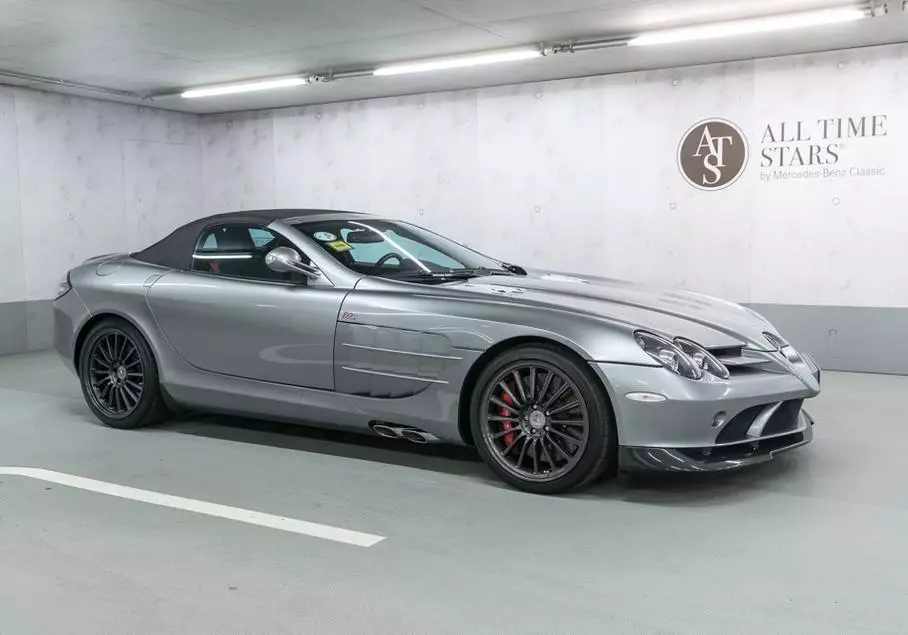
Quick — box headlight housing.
[764,331,802,364]
[674,338,730,380]
[634,331,703,380]
[55,273,72,300]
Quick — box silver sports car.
[54,209,821,493]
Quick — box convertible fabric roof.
[132,209,363,270]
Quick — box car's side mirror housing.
[265,246,321,280]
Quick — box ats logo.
[677,119,749,191]
[678,115,889,189]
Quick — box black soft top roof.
[132,209,365,270]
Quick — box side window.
[191,224,308,283]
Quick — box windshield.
[293,219,505,282]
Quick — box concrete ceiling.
[1,0,907,113]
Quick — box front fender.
[340,279,657,366]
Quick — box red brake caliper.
[499,388,516,446]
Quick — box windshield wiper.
[388,267,511,282]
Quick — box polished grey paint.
[146,271,346,390]
[17,297,904,374]
[54,212,821,466]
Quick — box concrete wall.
[3,43,907,373]
[0,86,202,355]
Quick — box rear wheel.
[470,344,616,494]
[78,318,169,429]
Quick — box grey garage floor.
[0,351,906,635]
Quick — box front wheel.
[78,318,169,429]
[470,344,616,494]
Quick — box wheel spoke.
[501,432,525,456]
[549,427,581,445]
[105,337,116,364]
[541,382,570,411]
[490,396,519,415]
[497,381,522,408]
[541,439,557,467]
[491,427,519,440]
[546,435,571,459]
[511,371,527,405]
[536,371,553,404]
[96,342,112,364]
[531,439,539,474]
[516,436,529,467]
[121,382,139,407]
[547,400,580,417]
[528,367,536,402]
[488,415,518,423]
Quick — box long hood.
[452,271,773,350]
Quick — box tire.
[78,318,169,429]
[470,344,616,494]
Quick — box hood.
[452,270,773,350]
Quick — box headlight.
[674,338,730,379]
[764,331,803,364]
[634,331,702,380]
[55,273,72,300]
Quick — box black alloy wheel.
[79,318,168,429]
[87,331,145,417]
[471,344,615,494]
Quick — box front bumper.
[619,410,814,472]
[591,351,820,472]
[53,289,91,374]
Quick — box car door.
[145,223,345,390]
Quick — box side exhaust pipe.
[371,424,401,439]
[370,423,439,444]
[400,429,431,444]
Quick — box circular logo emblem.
[678,119,748,190]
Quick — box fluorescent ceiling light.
[628,7,867,46]
[181,76,307,99]
[373,49,541,76]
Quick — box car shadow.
[160,413,813,504]
[161,413,488,477]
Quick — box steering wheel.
[375,252,405,268]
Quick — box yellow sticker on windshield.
[327,240,352,252]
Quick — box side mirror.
[265,246,321,280]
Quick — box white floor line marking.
[0,467,385,548]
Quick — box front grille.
[716,399,803,444]
[715,405,763,443]
[762,399,804,436]
[708,345,743,358]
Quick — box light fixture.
[628,6,868,46]
[166,5,875,100]
[181,76,308,99]
[373,48,541,76]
